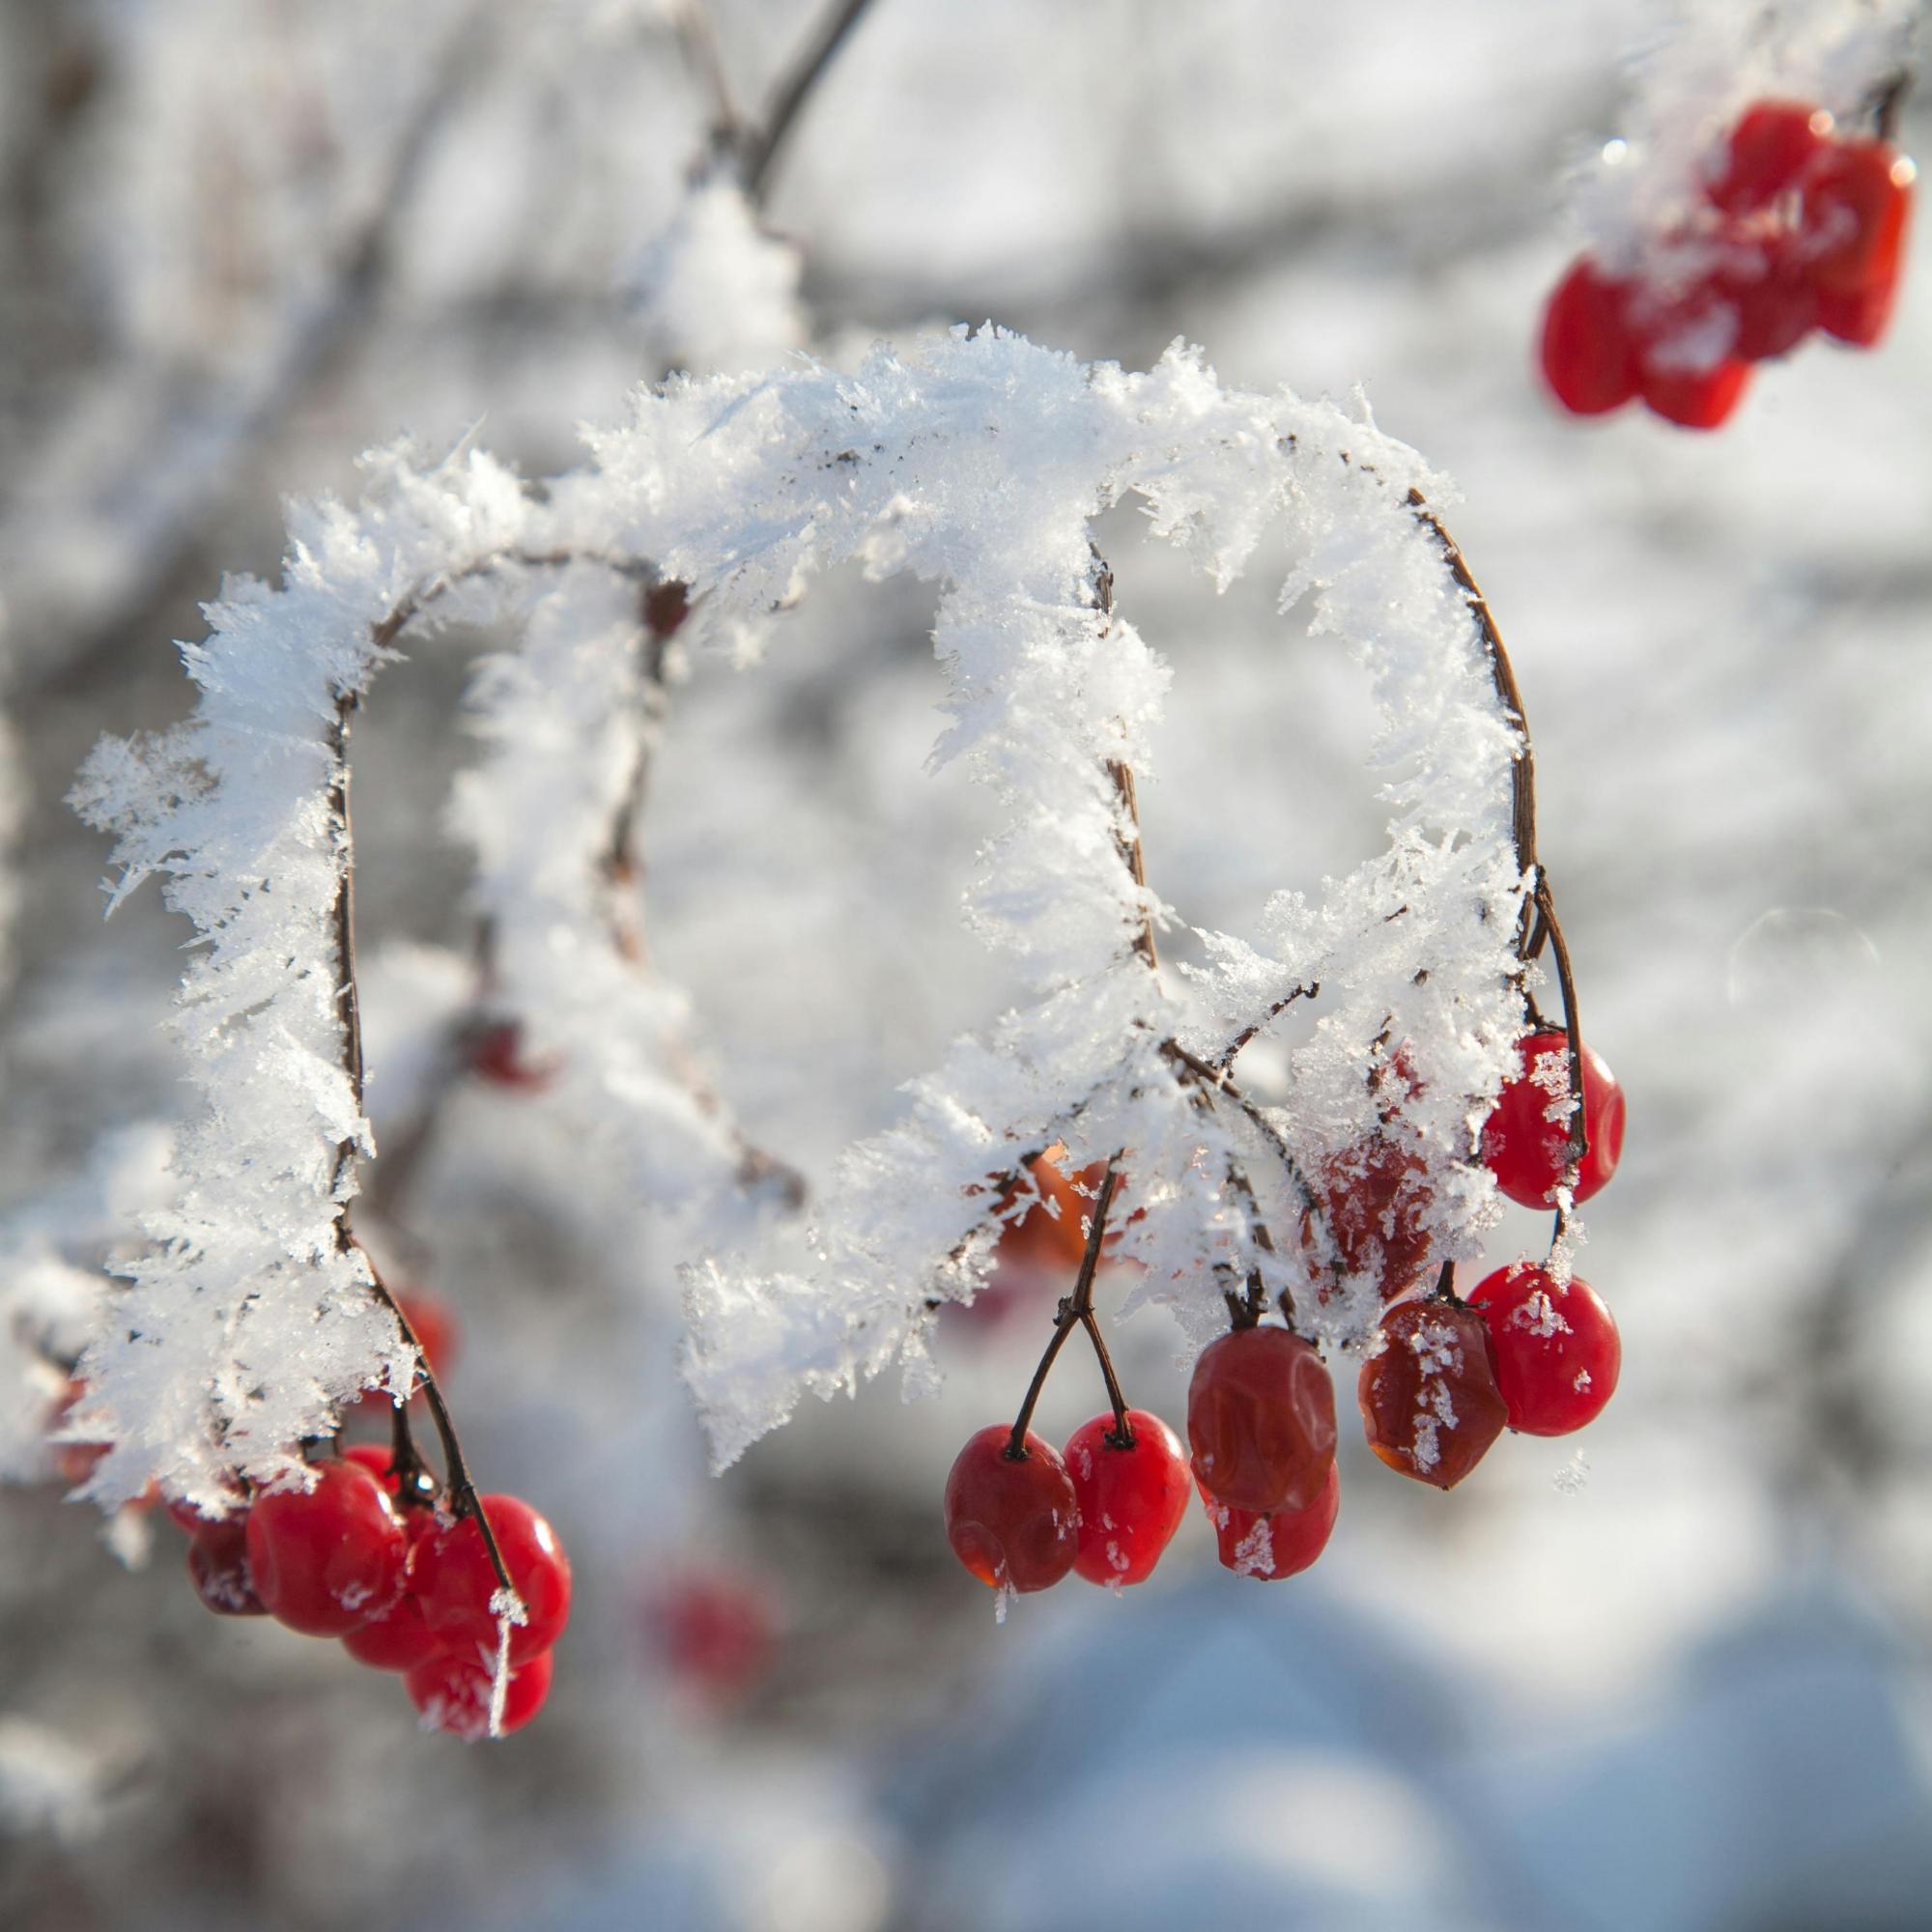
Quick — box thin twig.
[741,0,879,204]
[1211,982,1320,1073]
[1405,488,1539,952]
[668,0,747,155]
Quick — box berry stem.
[1008,1157,1125,1455]
[1533,878,1590,1173]
[1873,71,1911,144]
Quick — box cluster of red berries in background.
[1541,99,1915,428]
[942,1029,1628,1598]
[171,1453,570,1740]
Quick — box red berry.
[1802,141,1915,299]
[186,1519,268,1617]
[344,1590,444,1672]
[1719,236,1819,360]
[245,1461,408,1635]
[469,1019,557,1091]
[46,1378,111,1488]
[1358,1297,1507,1489]
[646,1569,777,1702]
[988,1148,1091,1278]
[1468,1264,1621,1436]
[412,1494,571,1667]
[343,1443,403,1492]
[407,1647,553,1741]
[1707,99,1832,213]
[1482,1031,1626,1209]
[1639,354,1750,428]
[1198,1461,1340,1580]
[1186,1325,1337,1515]
[1539,259,1639,415]
[1064,1409,1191,1588]
[1818,274,1902,347]
[942,1426,1080,1594]
[1312,1137,1435,1302]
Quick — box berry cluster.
[1542,99,1916,427]
[941,1029,1629,1599]
[47,1290,568,1741]
[170,1451,570,1740]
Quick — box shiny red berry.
[1358,1297,1507,1490]
[1468,1264,1621,1436]
[342,1590,442,1672]
[1482,1031,1625,1208]
[186,1519,268,1617]
[1707,99,1832,213]
[1540,259,1639,415]
[1064,1409,1191,1588]
[1198,1460,1340,1580]
[943,1426,1080,1594]
[1313,1137,1435,1302]
[1186,1325,1337,1515]
[1802,141,1915,299]
[341,1443,442,1510]
[407,1646,553,1740]
[245,1461,409,1636]
[412,1493,572,1667]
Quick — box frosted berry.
[186,1519,268,1617]
[1314,1137,1434,1302]
[412,1493,571,1667]
[407,1647,553,1741]
[1358,1297,1507,1490]
[1482,1031,1625,1208]
[245,1460,409,1635]
[46,1378,111,1489]
[1540,259,1639,415]
[989,1148,1091,1277]
[1707,99,1832,213]
[1199,1461,1340,1581]
[1064,1409,1191,1588]
[1186,1325,1336,1515]
[943,1426,1080,1594]
[1468,1264,1621,1436]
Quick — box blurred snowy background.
[4,1,1932,1927]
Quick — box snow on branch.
[65,326,1544,1498]
[550,328,1538,1466]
